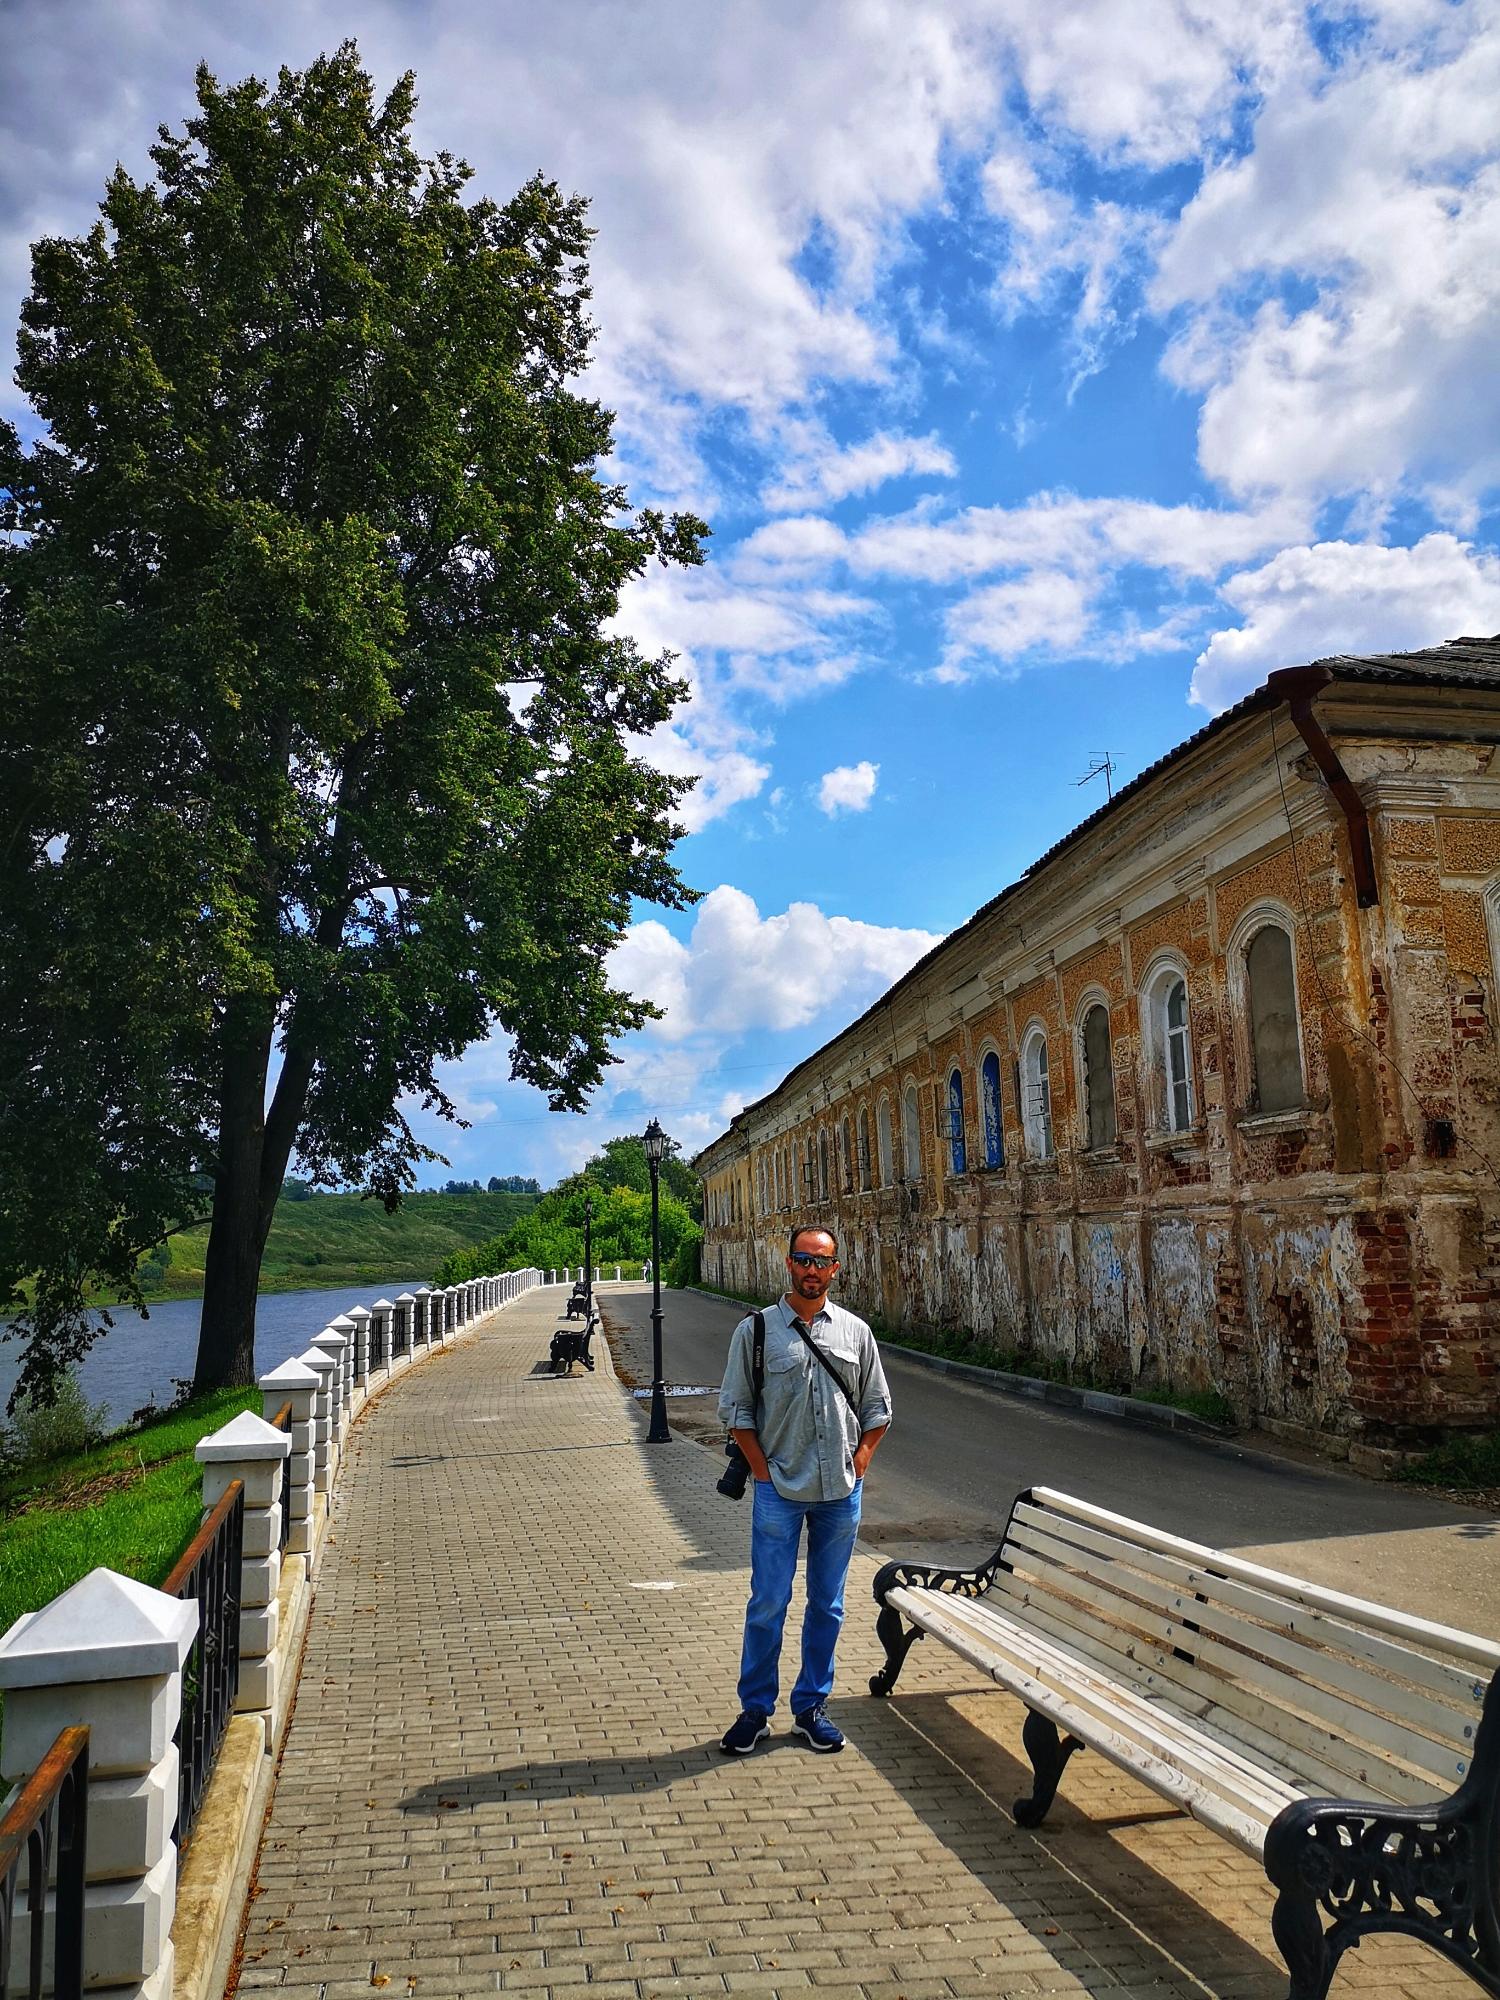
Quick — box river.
[0,1281,430,1432]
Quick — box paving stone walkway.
[235,1288,1473,1999]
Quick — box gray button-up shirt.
[717,1296,892,1504]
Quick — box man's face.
[785,1231,839,1305]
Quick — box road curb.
[680,1284,1236,1443]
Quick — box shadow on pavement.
[859,1690,1287,1998]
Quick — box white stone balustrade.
[411,1286,432,1354]
[344,1304,372,1391]
[299,1345,336,1496]
[0,1569,197,1999]
[310,1326,350,1465]
[392,1292,416,1364]
[259,1358,319,1560]
[323,1315,356,1422]
[195,1413,291,1745]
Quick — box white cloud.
[1155,13,1500,520]
[937,572,1093,682]
[763,428,957,512]
[609,884,940,1043]
[817,760,879,815]
[1191,533,1500,711]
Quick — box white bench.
[869,1485,1500,2000]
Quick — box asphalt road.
[597,1282,1500,1631]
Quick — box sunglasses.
[789,1251,837,1270]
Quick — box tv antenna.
[1076,751,1119,801]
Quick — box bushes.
[665,1235,700,1289]
[1,1372,111,1466]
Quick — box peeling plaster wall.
[697,699,1500,1445]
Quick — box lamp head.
[642,1117,667,1165]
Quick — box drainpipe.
[1265,663,1380,909]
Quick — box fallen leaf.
[636,1889,655,1900]
[611,1906,625,1916]
[371,1977,390,1989]
[603,1878,615,1887]
[1044,1924,1060,1937]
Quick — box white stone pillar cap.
[344,1305,372,1322]
[195,1410,291,1464]
[393,1292,417,1305]
[0,1570,197,1689]
[310,1329,347,1352]
[412,1284,433,1295]
[299,1346,336,1375]
[259,1357,320,1393]
[325,1314,357,1332]
[370,1298,395,1312]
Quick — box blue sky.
[7,0,1500,1184]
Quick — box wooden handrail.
[163,1477,243,1597]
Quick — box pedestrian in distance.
[716,1223,892,1755]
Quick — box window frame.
[875,1093,895,1187]
[901,1079,922,1182]
[978,1044,1005,1170]
[947,1066,968,1176]
[1020,1022,1054,1161]
[1228,903,1307,1116]
[1075,991,1118,1152]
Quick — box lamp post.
[583,1193,594,1316]
[642,1118,672,1443]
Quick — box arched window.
[948,1069,967,1175]
[1246,924,1303,1112]
[1081,1003,1117,1149]
[841,1118,854,1193]
[818,1128,830,1200]
[980,1050,1004,1169]
[876,1097,894,1186]
[1022,1029,1054,1160]
[857,1107,872,1190]
[902,1082,921,1181]
[774,1150,783,1210]
[758,1156,767,1214]
[1164,977,1192,1130]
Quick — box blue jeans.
[737,1478,862,1719]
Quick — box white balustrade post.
[615,1265,621,1281]
[260,1359,319,1561]
[410,1287,432,1356]
[344,1305,372,1395]
[195,1413,290,1745]
[324,1315,356,1423]
[299,1346,336,1498]
[392,1293,415,1368]
[0,1570,197,1998]
[310,1329,349,1475]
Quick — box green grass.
[0,1387,260,1641]
[1395,1430,1500,1491]
[125,1187,537,1303]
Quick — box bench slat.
[1006,1511,1476,1760]
[1009,1501,1485,1716]
[1031,1486,1500,1672]
[893,1589,1279,1857]
[1002,1536,1469,1791]
[988,1566,1445,1806]
[906,1588,1303,1824]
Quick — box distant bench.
[870,1485,1500,1999]
[549,1316,596,1375]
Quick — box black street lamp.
[642,1117,672,1443]
[583,1193,593,1316]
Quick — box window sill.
[1081,1146,1122,1166]
[1144,1126,1206,1155]
[1020,1156,1059,1175]
[1235,1106,1314,1136]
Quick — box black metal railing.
[370,1309,387,1372]
[0,1726,89,1999]
[269,1401,293,1554]
[165,1479,244,1848]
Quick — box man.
[717,1223,891,1755]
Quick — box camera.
[716,1437,751,1499]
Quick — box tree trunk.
[194,1003,277,1392]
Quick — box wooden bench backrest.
[994,1487,1500,1808]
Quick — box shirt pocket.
[765,1345,805,1377]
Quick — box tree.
[577,1132,702,1218]
[0,45,705,1403]
[433,1178,698,1286]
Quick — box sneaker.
[792,1705,844,1753]
[719,1711,770,1756]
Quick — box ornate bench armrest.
[872,1544,1008,1607]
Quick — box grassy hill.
[138,1188,538,1302]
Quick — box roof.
[692,634,1500,1168]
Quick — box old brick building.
[692,638,1500,1451]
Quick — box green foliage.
[574,1132,702,1218]
[0,43,707,1399]
[281,1178,315,1203]
[0,1372,111,1466]
[433,1177,699,1286]
[1396,1430,1500,1491]
[665,1234,701,1290]
[488,1174,540,1194]
[0,1388,258,1644]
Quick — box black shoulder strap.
[791,1319,860,1416]
[751,1311,765,1405]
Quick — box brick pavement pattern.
[236,1288,1475,1999]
